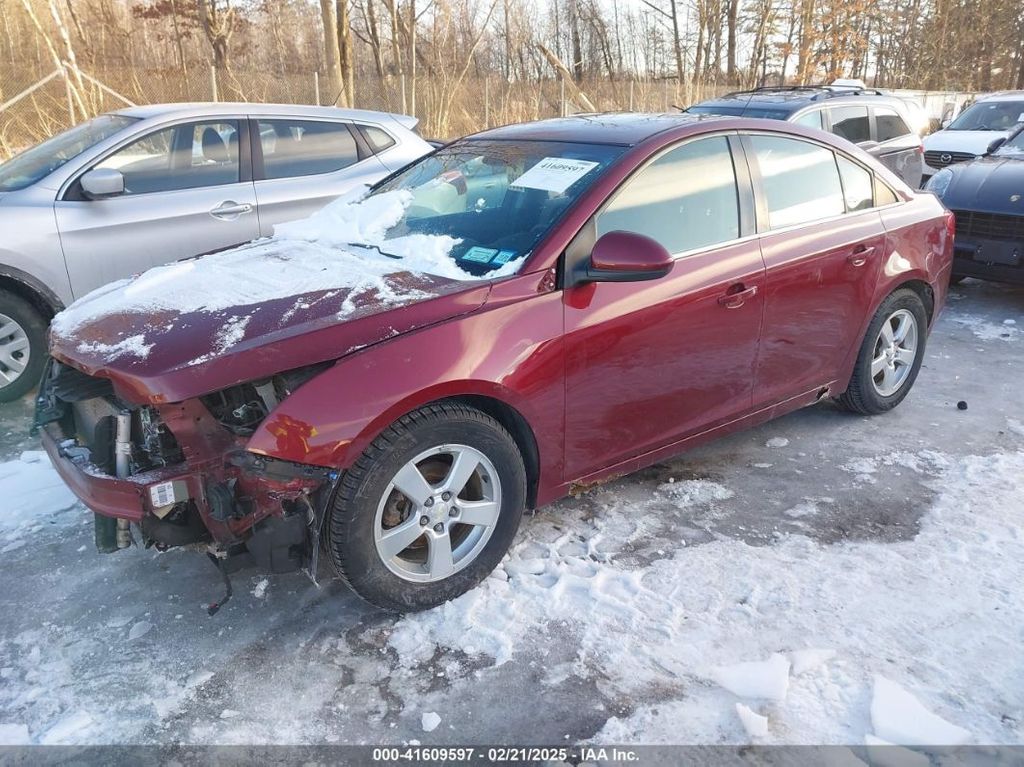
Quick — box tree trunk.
[336,0,355,106]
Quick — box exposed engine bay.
[34,358,337,612]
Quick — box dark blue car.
[926,126,1024,285]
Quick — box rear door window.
[257,119,360,179]
[748,134,845,228]
[828,106,871,143]
[875,107,912,142]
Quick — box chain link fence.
[0,60,735,159]
[0,60,981,160]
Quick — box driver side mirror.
[80,168,125,200]
[986,136,1007,154]
[578,230,673,284]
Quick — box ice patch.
[39,711,93,744]
[789,648,836,675]
[0,452,80,545]
[949,314,1020,342]
[127,621,153,641]
[0,723,31,745]
[709,654,791,701]
[735,703,769,738]
[420,711,441,732]
[766,437,789,448]
[658,479,734,506]
[870,676,970,746]
[252,579,269,599]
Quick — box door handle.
[718,284,758,309]
[210,201,253,219]
[847,245,876,267]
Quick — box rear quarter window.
[875,108,912,142]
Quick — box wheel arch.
[446,394,541,510]
[0,264,65,321]
[894,278,935,326]
[836,277,935,395]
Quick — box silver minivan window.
[0,114,137,192]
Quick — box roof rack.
[723,84,888,99]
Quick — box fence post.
[210,65,218,102]
[314,71,321,106]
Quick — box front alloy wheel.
[375,445,502,583]
[0,290,48,403]
[327,402,526,612]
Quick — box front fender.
[245,270,566,491]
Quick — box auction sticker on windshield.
[512,157,600,194]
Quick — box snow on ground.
[1,280,1022,746]
[392,448,1022,745]
[0,451,79,553]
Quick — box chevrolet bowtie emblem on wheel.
[940,153,953,164]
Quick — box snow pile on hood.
[51,185,510,346]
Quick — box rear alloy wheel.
[327,402,526,612]
[0,291,48,403]
[838,289,928,415]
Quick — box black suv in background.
[685,85,926,188]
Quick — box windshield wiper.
[343,242,403,260]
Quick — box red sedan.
[37,114,954,611]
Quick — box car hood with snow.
[47,188,501,404]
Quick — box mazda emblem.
[940,153,952,164]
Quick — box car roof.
[691,87,905,113]
[470,113,722,146]
[108,102,417,128]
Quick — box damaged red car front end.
[34,263,484,577]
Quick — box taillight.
[944,208,955,239]
[916,145,924,155]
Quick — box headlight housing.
[925,168,954,198]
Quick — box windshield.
[686,104,791,120]
[947,101,1024,132]
[371,139,626,276]
[0,114,137,192]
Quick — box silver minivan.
[0,103,433,400]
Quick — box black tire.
[326,402,526,612]
[837,288,928,416]
[0,290,48,403]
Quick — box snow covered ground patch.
[0,451,80,551]
[391,448,1023,744]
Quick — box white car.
[922,91,1024,182]
[0,103,433,401]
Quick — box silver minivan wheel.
[871,308,919,397]
[0,313,31,387]
[374,444,502,583]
